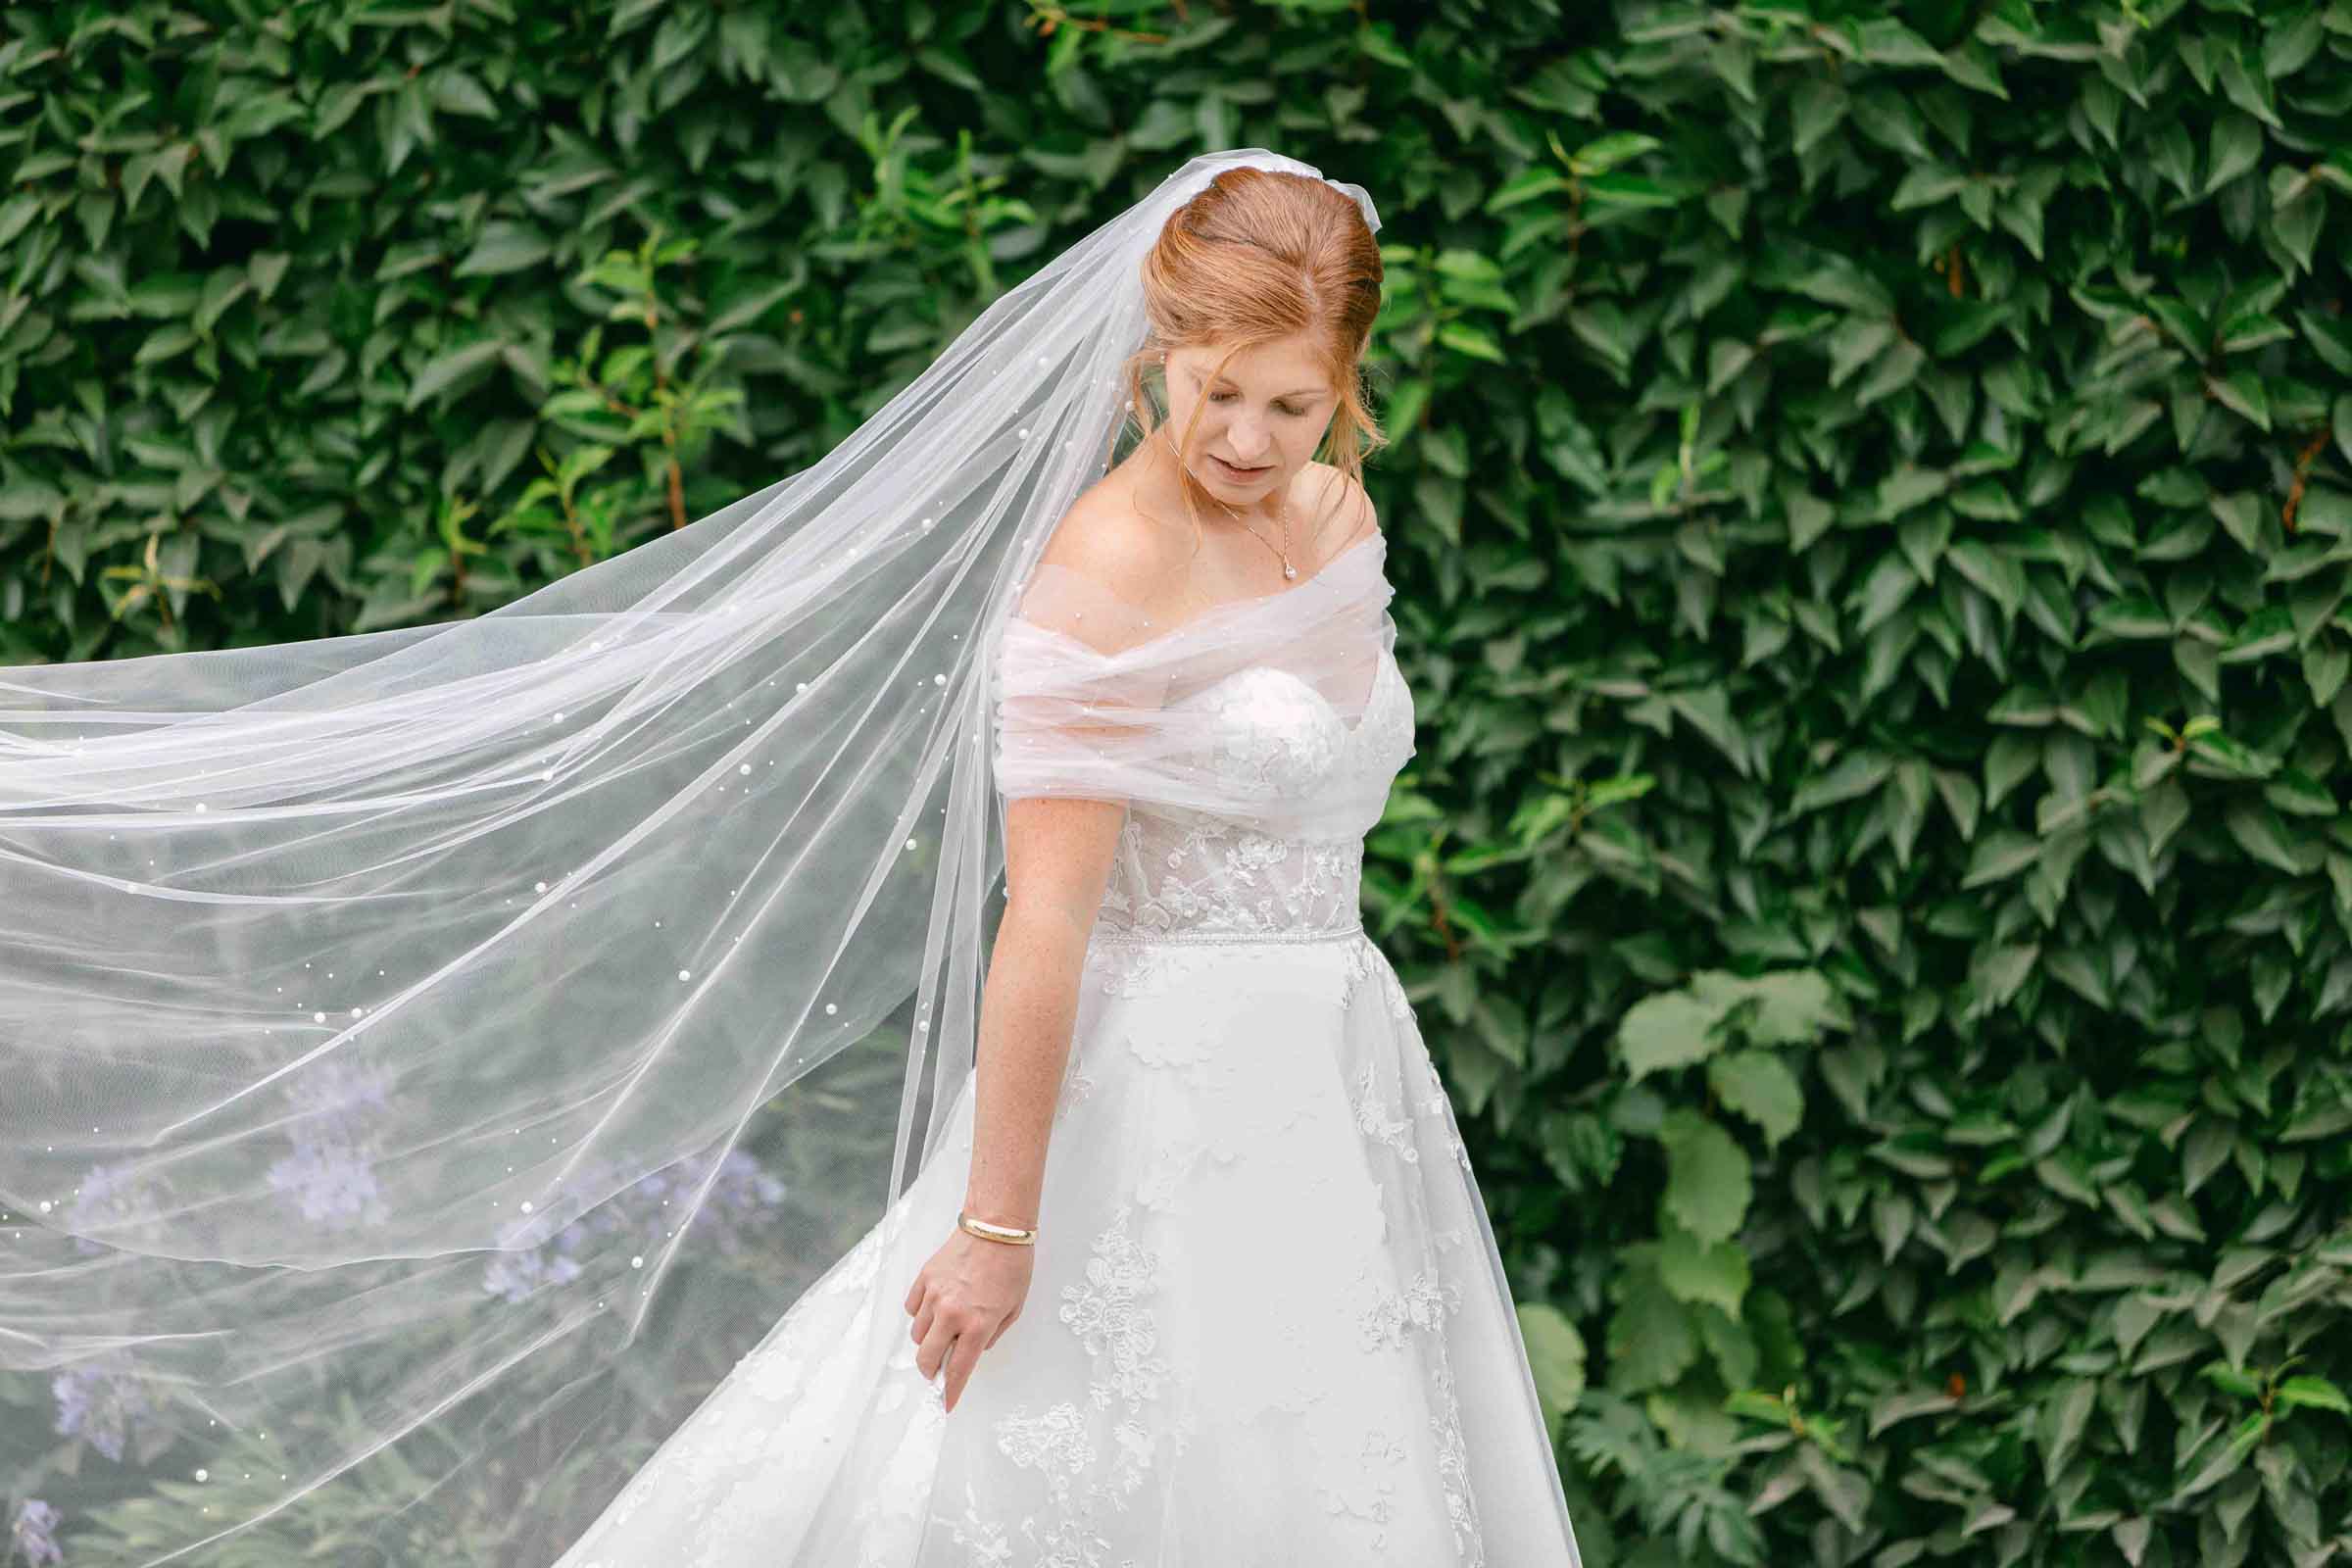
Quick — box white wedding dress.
[551,536,1582,1566]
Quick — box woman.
[1,151,1578,1565]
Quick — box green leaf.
[1800,1446,1871,1534]
[1690,969,1846,1045]
[2225,801,2319,875]
[1582,172,1688,209]
[454,220,554,277]
[2222,606,2295,664]
[2090,596,2173,640]
[1606,1249,1699,1392]
[1570,132,1662,173]
[2041,1377,2097,1482]
[2210,370,2272,432]
[2201,1361,2264,1398]
[1852,18,1942,65]
[1790,80,1847,156]
[1516,1302,1587,1419]
[1436,322,1506,364]
[2277,1376,2351,1416]
[1660,1109,1752,1247]
[1948,539,2025,615]
[1963,829,2039,887]
[1970,942,2038,1011]
[1485,169,1570,211]
[406,339,509,411]
[1871,1387,1961,1437]
[2211,490,2268,552]
[2205,112,2265,193]
[1790,751,1893,815]
[1708,1049,1804,1148]
[1617,991,1727,1081]
[2273,180,2327,275]
[2140,777,2191,857]
[2177,1415,2266,1499]
[1656,1223,1750,1316]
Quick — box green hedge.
[6,1,2352,1564]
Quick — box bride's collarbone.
[1058,480,1360,630]
[1172,517,1358,610]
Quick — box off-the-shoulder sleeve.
[990,533,1396,829]
[990,564,1170,806]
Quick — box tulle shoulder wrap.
[991,532,1396,836]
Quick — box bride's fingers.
[942,1324,989,1413]
[909,1298,935,1346]
[904,1273,925,1316]
[915,1317,957,1382]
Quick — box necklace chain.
[1158,430,1296,581]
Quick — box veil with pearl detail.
[0,150,1386,1564]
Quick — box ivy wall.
[4,2,2352,1564]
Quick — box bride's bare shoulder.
[1031,480,1192,616]
[1296,461,1382,560]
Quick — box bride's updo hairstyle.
[1120,165,1388,532]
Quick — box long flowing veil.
[0,148,1380,1564]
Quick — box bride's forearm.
[961,897,1093,1230]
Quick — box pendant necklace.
[1160,428,1295,580]
[1230,495,1296,580]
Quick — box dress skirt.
[553,923,1581,1566]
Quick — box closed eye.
[1209,392,1308,416]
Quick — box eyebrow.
[1196,371,1325,399]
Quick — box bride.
[0,150,1579,1566]
[549,151,1582,1568]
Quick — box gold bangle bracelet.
[957,1209,1038,1246]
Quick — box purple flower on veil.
[52,1353,159,1464]
[62,1159,163,1256]
[619,1148,788,1248]
[480,1244,588,1303]
[11,1498,64,1566]
[264,1057,394,1229]
[482,1147,785,1304]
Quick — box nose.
[1224,416,1270,462]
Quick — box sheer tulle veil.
[0,149,1383,1562]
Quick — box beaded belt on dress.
[1088,921,1365,947]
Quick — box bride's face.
[1159,333,1339,504]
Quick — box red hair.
[1119,166,1387,547]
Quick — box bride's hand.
[904,1227,1034,1413]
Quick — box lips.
[1212,456,1269,478]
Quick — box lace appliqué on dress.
[1203,665,1348,793]
[1428,1362,1487,1565]
[1317,1426,1409,1552]
[1353,1267,1464,1352]
[1086,935,1183,999]
[1415,1083,1475,1174]
[993,1402,1097,1505]
[1054,1048,1098,1124]
[1057,1204,1172,1413]
[1098,813,1364,944]
[953,1205,1177,1564]
[1352,1057,1420,1165]
[1083,648,1407,948]
[1341,931,1416,1022]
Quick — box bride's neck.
[1126,429,1286,528]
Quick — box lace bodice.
[1094,641,1415,942]
[993,531,1415,942]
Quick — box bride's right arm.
[901,792,1124,1414]
[966,504,1178,1232]
[963,795,1126,1233]
[903,507,1176,1412]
